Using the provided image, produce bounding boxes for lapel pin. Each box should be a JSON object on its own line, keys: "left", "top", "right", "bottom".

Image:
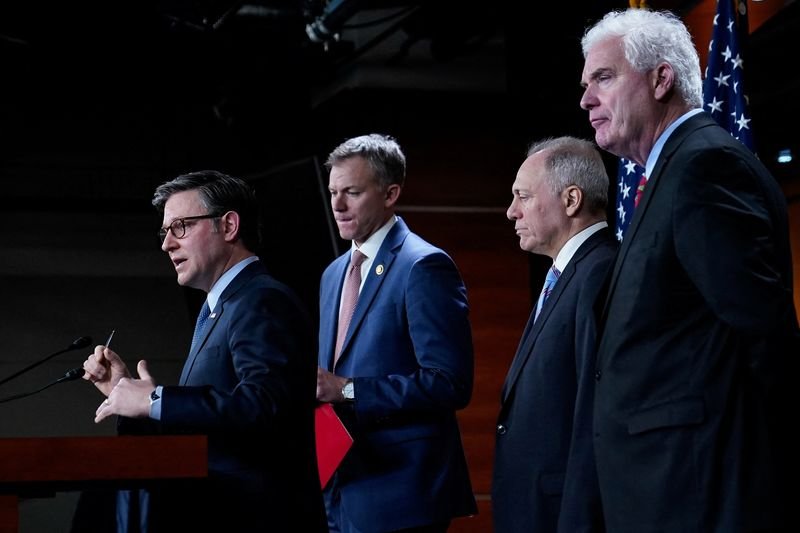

{"left": 375, "top": 264, "right": 384, "bottom": 275}
{"left": 209, "top": 313, "right": 217, "bottom": 319}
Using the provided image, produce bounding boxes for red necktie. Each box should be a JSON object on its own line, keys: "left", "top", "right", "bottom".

{"left": 634, "top": 174, "right": 648, "bottom": 208}
{"left": 334, "top": 250, "right": 367, "bottom": 364}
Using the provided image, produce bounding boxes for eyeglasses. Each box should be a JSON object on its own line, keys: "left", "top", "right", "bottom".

{"left": 159, "top": 214, "right": 221, "bottom": 243}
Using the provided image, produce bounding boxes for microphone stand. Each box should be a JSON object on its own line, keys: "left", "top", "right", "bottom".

{"left": 0, "top": 368, "right": 85, "bottom": 404}
{"left": 0, "top": 337, "right": 91, "bottom": 388}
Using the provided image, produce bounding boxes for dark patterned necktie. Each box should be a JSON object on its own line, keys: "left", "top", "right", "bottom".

{"left": 191, "top": 302, "right": 211, "bottom": 351}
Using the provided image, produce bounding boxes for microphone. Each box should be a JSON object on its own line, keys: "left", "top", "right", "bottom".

{"left": 69, "top": 337, "right": 93, "bottom": 350}
{"left": 305, "top": 0, "right": 361, "bottom": 44}
{"left": 56, "top": 367, "right": 87, "bottom": 384}
{"left": 0, "top": 366, "right": 86, "bottom": 404}
{"left": 0, "top": 336, "right": 93, "bottom": 388}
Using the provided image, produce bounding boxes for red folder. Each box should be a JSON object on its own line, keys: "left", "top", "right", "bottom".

{"left": 314, "top": 403, "right": 354, "bottom": 488}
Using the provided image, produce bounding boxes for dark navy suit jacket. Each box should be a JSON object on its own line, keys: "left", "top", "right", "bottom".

{"left": 318, "top": 218, "right": 477, "bottom": 532}
{"left": 493, "top": 228, "right": 615, "bottom": 533}
{"left": 595, "top": 113, "right": 798, "bottom": 532}
{"left": 121, "top": 260, "right": 326, "bottom": 532}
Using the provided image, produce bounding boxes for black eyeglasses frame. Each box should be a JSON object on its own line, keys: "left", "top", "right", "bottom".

{"left": 158, "top": 213, "right": 222, "bottom": 243}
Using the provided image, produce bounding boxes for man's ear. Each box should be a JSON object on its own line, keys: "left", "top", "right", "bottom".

{"left": 563, "top": 185, "right": 583, "bottom": 217}
{"left": 653, "top": 62, "right": 675, "bottom": 101}
{"left": 384, "top": 184, "right": 402, "bottom": 208}
{"left": 220, "top": 211, "right": 240, "bottom": 242}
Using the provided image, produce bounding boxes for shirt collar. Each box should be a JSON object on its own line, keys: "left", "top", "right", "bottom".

{"left": 646, "top": 108, "right": 704, "bottom": 178}
{"left": 206, "top": 255, "right": 259, "bottom": 312}
{"left": 350, "top": 215, "right": 398, "bottom": 261}
{"left": 553, "top": 221, "right": 608, "bottom": 273}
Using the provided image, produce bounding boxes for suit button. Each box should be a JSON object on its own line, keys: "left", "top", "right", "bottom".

{"left": 496, "top": 424, "right": 507, "bottom": 435}
{"left": 595, "top": 370, "right": 602, "bottom": 381}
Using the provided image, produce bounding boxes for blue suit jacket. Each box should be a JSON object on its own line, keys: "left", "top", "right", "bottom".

{"left": 493, "top": 228, "right": 615, "bottom": 533}
{"left": 121, "top": 261, "right": 326, "bottom": 532}
{"left": 319, "top": 218, "right": 477, "bottom": 532}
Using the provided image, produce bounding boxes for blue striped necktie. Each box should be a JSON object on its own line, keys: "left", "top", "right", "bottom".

{"left": 534, "top": 265, "right": 560, "bottom": 322}
{"left": 191, "top": 302, "right": 211, "bottom": 351}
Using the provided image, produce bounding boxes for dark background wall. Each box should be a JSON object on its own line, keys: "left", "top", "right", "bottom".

{"left": 1, "top": 1, "right": 798, "bottom": 531}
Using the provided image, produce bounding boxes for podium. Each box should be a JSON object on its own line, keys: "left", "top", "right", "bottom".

{"left": 0, "top": 435, "right": 207, "bottom": 533}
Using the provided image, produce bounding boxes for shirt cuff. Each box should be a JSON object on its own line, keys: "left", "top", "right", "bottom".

{"left": 149, "top": 385, "right": 163, "bottom": 420}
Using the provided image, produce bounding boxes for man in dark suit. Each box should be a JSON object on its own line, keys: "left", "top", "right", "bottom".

{"left": 315, "top": 134, "right": 476, "bottom": 532}
{"left": 493, "top": 136, "right": 615, "bottom": 533}
{"left": 580, "top": 9, "right": 798, "bottom": 532}
{"left": 82, "top": 171, "right": 325, "bottom": 532}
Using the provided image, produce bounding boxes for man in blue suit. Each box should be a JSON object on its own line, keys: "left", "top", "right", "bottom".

{"left": 492, "top": 136, "right": 615, "bottom": 533}
{"left": 315, "top": 134, "right": 477, "bottom": 532}
{"left": 83, "top": 171, "right": 325, "bottom": 532}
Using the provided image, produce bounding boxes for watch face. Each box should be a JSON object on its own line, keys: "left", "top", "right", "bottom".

{"left": 343, "top": 381, "right": 354, "bottom": 399}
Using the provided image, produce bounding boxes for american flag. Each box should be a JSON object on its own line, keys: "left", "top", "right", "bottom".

{"left": 613, "top": 158, "right": 644, "bottom": 241}
{"left": 702, "top": 0, "right": 754, "bottom": 151}
{"left": 615, "top": 0, "right": 754, "bottom": 241}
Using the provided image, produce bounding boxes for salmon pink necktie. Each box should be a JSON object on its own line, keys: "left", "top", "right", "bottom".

{"left": 334, "top": 250, "right": 367, "bottom": 363}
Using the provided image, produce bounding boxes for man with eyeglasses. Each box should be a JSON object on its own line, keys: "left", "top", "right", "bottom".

{"left": 81, "top": 170, "right": 326, "bottom": 532}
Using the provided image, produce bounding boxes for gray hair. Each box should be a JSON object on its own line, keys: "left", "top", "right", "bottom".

{"left": 325, "top": 133, "right": 406, "bottom": 189}
{"left": 527, "top": 136, "right": 609, "bottom": 214}
{"left": 582, "top": 8, "right": 703, "bottom": 108}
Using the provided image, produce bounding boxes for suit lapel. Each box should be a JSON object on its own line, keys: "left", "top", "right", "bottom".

{"left": 179, "top": 261, "right": 262, "bottom": 385}
{"left": 501, "top": 230, "right": 607, "bottom": 403}
{"left": 500, "top": 261, "right": 575, "bottom": 402}
{"left": 321, "top": 255, "right": 349, "bottom": 370}
{"left": 601, "top": 113, "right": 714, "bottom": 320}
{"left": 334, "top": 219, "right": 409, "bottom": 369}
{"left": 500, "top": 308, "right": 537, "bottom": 402}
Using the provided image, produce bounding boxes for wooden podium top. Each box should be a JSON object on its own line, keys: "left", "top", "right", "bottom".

{"left": 0, "top": 435, "right": 207, "bottom": 532}
{"left": 0, "top": 435, "right": 207, "bottom": 490}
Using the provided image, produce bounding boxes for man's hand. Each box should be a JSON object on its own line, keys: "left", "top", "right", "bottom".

{"left": 94, "top": 360, "right": 157, "bottom": 423}
{"left": 82, "top": 345, "right": 131, "bottom": 397}
{"left": 316, "top": 366, "right": 349, "bottom": 403}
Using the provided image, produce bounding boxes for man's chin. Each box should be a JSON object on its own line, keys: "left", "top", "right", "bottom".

{"left": 594, "top": 134, "right": 611, "bottom": 151}
{"left": 595, "top": 135, "right": 622, "bottom": 158}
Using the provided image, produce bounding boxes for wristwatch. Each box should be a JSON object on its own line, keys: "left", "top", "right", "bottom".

{"left": 341, "top": 379, "right": 354, "bottom": 401}
{"left": 149, "top": 388, "right": 161, "bottom": 405}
